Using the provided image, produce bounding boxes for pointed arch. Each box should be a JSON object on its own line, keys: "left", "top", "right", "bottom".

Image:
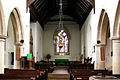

{"left": 7, "top": 8, "right": 25, "bottom": 61}
{"left": 97, "top": 9, "right": 110, "bottom": 45}
{"left": 0, "top": 0, "right": 6, "bottom": 38}
{"left": 113, "top": 0, "right": 120, "bottom": 37}
{"left": 96, "top": 9, "right": 111, "bottom": 69}
{"left": 10, "top": 8, "right": 24, "bottom": 46}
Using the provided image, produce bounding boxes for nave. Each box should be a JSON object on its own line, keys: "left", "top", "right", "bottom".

{"left": 0, "top": 0, "right": 120, "bottom": 80}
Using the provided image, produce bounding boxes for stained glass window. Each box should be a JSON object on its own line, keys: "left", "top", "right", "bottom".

{"left": 54, "top": 29, "right": 69, "bottom": 54}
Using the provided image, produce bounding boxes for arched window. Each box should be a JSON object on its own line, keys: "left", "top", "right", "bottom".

{"left": 54, "top": 29, "right": 70, "bottom": 55}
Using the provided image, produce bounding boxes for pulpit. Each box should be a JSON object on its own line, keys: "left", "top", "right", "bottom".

{"left": 20, "top": 56, "right": 35, "bottom": 69}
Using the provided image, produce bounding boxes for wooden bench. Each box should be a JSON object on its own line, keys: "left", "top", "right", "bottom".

{"left": 0, "top": 68, "right": 48, "bottom": 80}
{"left": 69, "top": 63, "right": 94, "bottom": 70}
{"left": 70, "top": 69, "right": 93, "bottom": 80}
{"left": 0, "top": 73, "right": 37, "bottom": 80}
{"left": 70, "top": 69, "right": 111, "bottom": 80}
{"left": 35, "top": 62, "right": 54, "bottom": 73}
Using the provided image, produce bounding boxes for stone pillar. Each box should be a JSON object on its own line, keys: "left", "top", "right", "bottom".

{"left": 0, "top": 39, "right": 5, "bottom": 73}
{"left": 95, "top": 44, "right": 105, "bottom": 70}
{"left": 112, "top": 37, "right": 120, "bottom": 74}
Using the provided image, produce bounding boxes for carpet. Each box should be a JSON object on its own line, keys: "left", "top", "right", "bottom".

{"left": 48, "top": 66, "right": 70, "bottom": 80}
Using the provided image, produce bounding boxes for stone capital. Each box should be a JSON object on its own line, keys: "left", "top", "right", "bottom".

{"left": 15, "top": 42, "right": 23, "bottom": 46}
{"left": 0, "top": 35, "right": 7, "bottom": 39}
{"left": 110, "top": 36, "right": 120, "bottom": 40}
{"left": 110, "top": 36, "right": 120, "bottom": 43}
{"left": 95, "top": 43, "right": 106, "bottom": 47}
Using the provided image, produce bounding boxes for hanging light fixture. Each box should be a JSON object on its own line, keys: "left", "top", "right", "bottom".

{"left": 58, "top": 0, "right": 64, "bottom": 48}
{"left": 54, "top": 0, "right": 64, "bottom": 49}
{"left": 58, "top": 0, "right": 63, "bottom": 30}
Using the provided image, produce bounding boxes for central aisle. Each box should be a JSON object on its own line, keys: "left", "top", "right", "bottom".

{"left": 48, "top": 66, "right": 70, "bottom": 80}
{"left": 52, "top": 66, "right": 69, "bottom": 74}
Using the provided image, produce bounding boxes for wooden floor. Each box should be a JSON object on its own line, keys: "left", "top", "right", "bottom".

{"left": 48, "top": 66, "right": 70, "bottom": 80}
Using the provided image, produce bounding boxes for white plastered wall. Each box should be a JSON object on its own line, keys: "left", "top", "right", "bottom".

{"left": 44, "top": 21, "right": 80, "bottom": 61}
{"left": 30, "top": 22, "right": 44, "bottom": 62}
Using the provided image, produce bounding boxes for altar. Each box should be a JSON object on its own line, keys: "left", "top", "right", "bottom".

{"left": 55, "top": 59, "right": 69, "bottom": 66}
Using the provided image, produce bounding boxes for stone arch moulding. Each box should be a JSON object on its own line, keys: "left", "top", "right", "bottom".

{"left": 0, "top": 0, "right": 7, "bottom": 39}
{"left": 113, "top": 0, "right": 120, "bottom": 37}
{"left": 97, "top": 9, "right": 105, "bottom": 44}
{"left": 97, "top": 9, "right": 110, "bottom": 63}
{"left": 10, "top": 8, "right": 24, "bottom": 46}
{"left": 97, "top": 9, "right": 110, "bottom": 45}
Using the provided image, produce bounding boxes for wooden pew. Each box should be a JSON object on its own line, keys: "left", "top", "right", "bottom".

{"left": 1, "top": 68, "right": 48, "bottom": 80}
{"left": 68, "top": 63, "right": 94, "bottom": 70}
{"left": 70, "top": 69, "right": 111, "bottom": 80}
{"left": 70, "top": 69, "right": 93, "bottom": 80}
{"left": 1, "top": 69, "right": 40, "bottom": 80}
{"left": 35, "top": 61, "right": 54, "bottom": 73}
{"left": 0, "top": 74, "right": 36, "bottom": 80}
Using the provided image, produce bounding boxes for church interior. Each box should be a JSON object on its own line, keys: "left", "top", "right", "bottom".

{"left": 0, "top": 0, "right": 120, "bottom": 80}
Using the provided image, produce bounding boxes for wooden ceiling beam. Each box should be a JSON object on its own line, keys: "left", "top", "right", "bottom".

{"left": 33, "top": 0, "right": 41, "bottom": 7}
{"left": 33, "top": 0, "right": 39, "bottom": 5}
{"left": 30, "top": 0, "right": 93, "bottom": 29}
{"left": 30, "top": 6, "right": 41, "bottom": 22}
{"left": 76, "top": 2, "right": 86, "bottom": 13}
{"left": 35, "top": 0, "right": 45, "bottom": 10}
{"left": 37, "top": 2, "right": 46, "bottom": 12}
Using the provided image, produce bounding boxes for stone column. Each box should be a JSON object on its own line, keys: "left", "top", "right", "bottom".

{"left": 0, "top": 39, "right": 5, "bottom": 73}
{"left": 112, "top": 37, "right": 120, "bottom": 74}
{"left": 95, "top": 44, "right": 105, "bottom": 70}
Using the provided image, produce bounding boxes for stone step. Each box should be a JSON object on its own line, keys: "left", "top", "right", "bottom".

{"left": 48, "top": 73, "right": 70, "bottom": 79}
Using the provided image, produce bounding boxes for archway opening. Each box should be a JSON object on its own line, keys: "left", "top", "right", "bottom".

{"left": 97, "top": 10, "right": 111, "bottom": 70}
{"left": 113, "top": 0, "right": 120, "bottom": 36}
{"left": 4, "top": 16, "right": 15, "bottom": 69}
{"left": 4, "top": 8, "right": 24, "bottom": 69}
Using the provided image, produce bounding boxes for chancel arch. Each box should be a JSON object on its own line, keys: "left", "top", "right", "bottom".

{"left": 96, "top": 9, "right": 111, "bottom": 70}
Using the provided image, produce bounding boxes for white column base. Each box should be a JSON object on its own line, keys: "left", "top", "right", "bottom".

{"left": 113, "top": 39, "right": 120, "bottom": 74}
{"left": 0, "top": 39, "right": 5, "bottom": 74}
